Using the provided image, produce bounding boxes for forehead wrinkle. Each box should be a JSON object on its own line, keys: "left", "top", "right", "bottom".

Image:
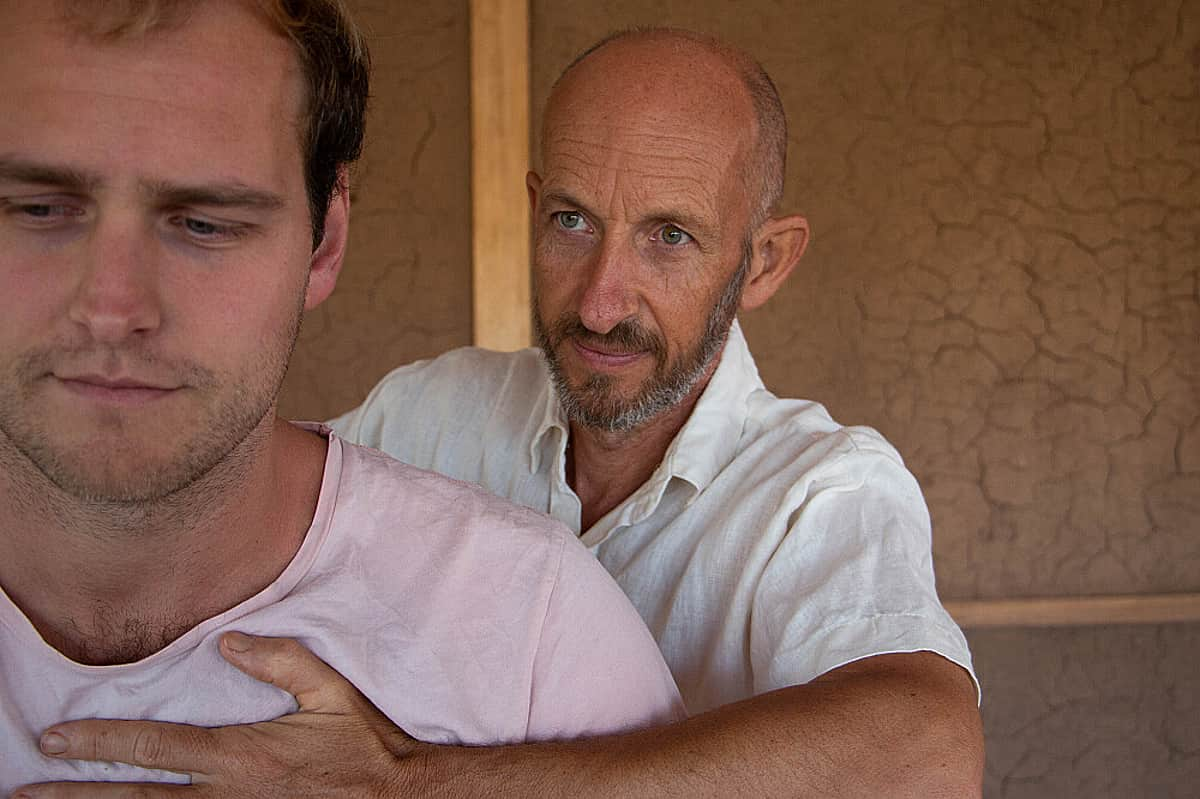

{"left": 547, "top": 123, "right": 740, "bottom": 165}
{"left": 545, "top": 137, "right": 727, "bottom": 233}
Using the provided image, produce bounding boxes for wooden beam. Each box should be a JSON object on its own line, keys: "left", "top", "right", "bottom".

{"left": 945, "top": 593, "right": 1200, "bottom": 629}
{"left": 469, "top": 0, "right": 531, "bottom": 351}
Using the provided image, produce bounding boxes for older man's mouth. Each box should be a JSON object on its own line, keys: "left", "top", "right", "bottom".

{"left": 571, "top": 339, "right": 646, "bottom": 369}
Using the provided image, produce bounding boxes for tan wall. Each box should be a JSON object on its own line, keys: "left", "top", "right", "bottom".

{"left": 278, "top": 1, "right": 473, "bottom": 421}
{"left": 284, "top": 2, "right": 1199, "bottom": 796}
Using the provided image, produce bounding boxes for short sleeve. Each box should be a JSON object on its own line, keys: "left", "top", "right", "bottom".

{"left": 750, "top": 445, "right": 979, "bottom": 701}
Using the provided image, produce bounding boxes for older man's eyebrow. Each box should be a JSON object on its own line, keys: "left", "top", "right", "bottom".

{"left": 541, "top": 190, "right": 591, "bottom": 212}
{"left": 144, "top": 180, "right": 288, "bottom": 212}
{"left": 0, "top": 156, "right": 100, "bottom": 192}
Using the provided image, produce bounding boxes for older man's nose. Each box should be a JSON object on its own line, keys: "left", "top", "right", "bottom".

{"left": 576, "top": 241, "right": 639, "bottom": 335}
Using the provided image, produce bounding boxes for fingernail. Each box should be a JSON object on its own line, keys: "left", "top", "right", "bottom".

{"left": 40, "top": 731, "right": 68, "bottom": 755}
{"left": 223, "top": 631, "right": 253, "bottom": 652}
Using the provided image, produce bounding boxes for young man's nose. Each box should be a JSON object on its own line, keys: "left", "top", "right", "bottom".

{"left": 68, "top": 226, "right": 163, "bottom": 344}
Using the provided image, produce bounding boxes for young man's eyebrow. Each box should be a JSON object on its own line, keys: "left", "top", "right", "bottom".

{"left": 0, "top": 156, "right": 100, "bottom": 192}
{"left": 0, "top": 157, "right": 287, "bottom": 212}
{"left": 143, "top": 181, "right": 287, "bottom": 212}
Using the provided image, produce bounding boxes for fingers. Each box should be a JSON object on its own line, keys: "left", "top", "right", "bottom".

{"left": 217, "top": 633, "right": 358, "bottom": 713}
{"left": 32, "top": 719, "right": 216, "bottom": 774}
{"left": 12, "top": 781, "right": 194, "bottom": 799}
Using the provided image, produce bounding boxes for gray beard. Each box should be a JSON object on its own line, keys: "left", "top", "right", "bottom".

{"left": 536, "top": 250, "right": 748, "bottom": 434}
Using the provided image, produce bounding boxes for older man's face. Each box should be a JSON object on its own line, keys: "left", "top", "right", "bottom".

{"left": 529, "top": 40, "right": 758, "bottom": 433}
{"left": 0, "top": 1, "right": 321, "bottom": 502}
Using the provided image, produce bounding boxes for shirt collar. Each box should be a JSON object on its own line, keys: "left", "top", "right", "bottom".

{"left": 528, "top": 319, "right": 763, "bottom": 497}
{"left": 530, "top": 358, "right": 568, "bottom": 475}
{"left": 658, "top": 318, "right": 762, "bottom": 496}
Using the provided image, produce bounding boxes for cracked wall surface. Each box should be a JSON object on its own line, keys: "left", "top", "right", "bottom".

{"left": 969, "top": 624, "right": 1200, "bottom": 798}
{"left": 278, "top": 1, "right": 472, "bottom": 421}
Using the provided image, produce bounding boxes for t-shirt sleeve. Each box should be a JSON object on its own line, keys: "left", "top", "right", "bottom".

{"left": 525, "top": 537, "right": 686, "bottom": 740}
{"left": 750, "top": 443, "right": 980, "bottom": 702}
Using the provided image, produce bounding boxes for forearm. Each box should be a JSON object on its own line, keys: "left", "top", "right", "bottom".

{"left": 25, "top": 646, "right": 980, "bottom": 799}
{"left": 422, "top": 653, "right": 983, "bottom": 799}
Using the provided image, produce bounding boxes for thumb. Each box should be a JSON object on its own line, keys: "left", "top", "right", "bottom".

{"left": 219, "top": 632, "right": 359, "bottom": 713}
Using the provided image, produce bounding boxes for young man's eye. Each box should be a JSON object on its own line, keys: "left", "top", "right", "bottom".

{"left": 553, "top": 211, "right": 588, "bottom": 231}
{"left": 2, "top": 200, "right": 86, "bottom": 226}
{"left": 170, "top": 214, "right": 246, "bottom": 243}
{"left": 656, "top": 224, "right": 692, "bottom": 246}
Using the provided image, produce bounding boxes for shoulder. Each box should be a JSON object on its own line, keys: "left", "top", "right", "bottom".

{"left": 736, "top": 390, "right": 912, "bottom": 489}
{"left": 328, "top": 346, "right": 548, "bottom": 453}
{"left": 346, "top": 347, "right": 544, "bottom": 409}
{"left": 334, "top": 438, "right": 565, "bottom": 542}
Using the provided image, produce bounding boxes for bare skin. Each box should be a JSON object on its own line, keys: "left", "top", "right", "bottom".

{"left": 0, "top": 421, "right": 324, "bottom": 666}
{"left": 16, "top": 29, "right": 983, "bottom": 799}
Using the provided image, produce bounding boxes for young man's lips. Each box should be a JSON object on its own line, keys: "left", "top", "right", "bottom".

{"left": 571, "top": 340, "right": 645, "bottom": 368}
{"left": 55, "top": 375, "right": 180, "bottom": 405}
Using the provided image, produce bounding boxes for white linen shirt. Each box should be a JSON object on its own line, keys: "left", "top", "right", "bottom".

{"left": 331, "top": 321, "right": 976, "bottom": 714}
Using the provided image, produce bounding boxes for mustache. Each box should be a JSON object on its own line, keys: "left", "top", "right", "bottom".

{"left": 545, "top": 314, "right": 665, "bottom": 357}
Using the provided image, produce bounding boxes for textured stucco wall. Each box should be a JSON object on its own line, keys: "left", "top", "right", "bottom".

{"left": 278, "top": 1, "right": 473, "bottom": 421}
{"left": 969, "top": 624, "right": 1200, "bottom": 798}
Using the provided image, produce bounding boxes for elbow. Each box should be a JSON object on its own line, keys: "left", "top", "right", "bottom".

{"left": 902, "top": 701, "right": 985, "bottom": 798}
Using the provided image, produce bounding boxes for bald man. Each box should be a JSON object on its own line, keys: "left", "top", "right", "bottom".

{"left": 36, "top": 27, "right": 985, "bottom": 798}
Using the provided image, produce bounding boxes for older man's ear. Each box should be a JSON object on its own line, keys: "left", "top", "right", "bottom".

{"left": 740, "top": 214, "right": 809, "bottom": 311}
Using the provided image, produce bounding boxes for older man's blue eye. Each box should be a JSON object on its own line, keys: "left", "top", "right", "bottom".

{"left": 660, "top": 225, "right": 690, "bottom": 245}
{"left": 556, "top": 211, "right": 584, "bottom": 230}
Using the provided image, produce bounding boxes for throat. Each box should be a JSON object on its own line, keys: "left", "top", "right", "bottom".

{"left": 38, "top": 610, "right": 199, "bottom": 667}
{"left": 567, "top": 428, "right": 666, "bottom": 532}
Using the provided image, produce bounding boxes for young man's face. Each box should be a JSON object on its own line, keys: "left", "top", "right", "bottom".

{"left": 0, "top": 1, "right": 336, "bottom": 502}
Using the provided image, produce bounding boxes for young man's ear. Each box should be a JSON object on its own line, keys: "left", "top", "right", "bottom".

{"left": 304, "top": 166, "right": 351, "bottom": 311}
{"left": 740, "top": 214, "right": 810, "bottom": 311}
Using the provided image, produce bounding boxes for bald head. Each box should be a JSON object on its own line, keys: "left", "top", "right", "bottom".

{"left": 545, "top": 28, "right": 787, "bottom": 227}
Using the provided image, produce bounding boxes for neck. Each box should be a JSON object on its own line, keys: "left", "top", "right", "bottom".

{"left": 568, "top": 367, "right": 713, "bottom": 531}
{"left": 0, "top": 418, "right": 326, "bottom": 665}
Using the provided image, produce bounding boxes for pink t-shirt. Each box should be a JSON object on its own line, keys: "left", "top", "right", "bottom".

{"left": 0, "top": 431, "right": 684, "bottom": 790}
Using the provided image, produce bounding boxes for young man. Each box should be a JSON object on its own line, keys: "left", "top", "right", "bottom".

{"left": 27, "top": 26, "right": 984, "bottom": 799}
{"left": 0, "top": 3, "right": 681, "bottom": 794}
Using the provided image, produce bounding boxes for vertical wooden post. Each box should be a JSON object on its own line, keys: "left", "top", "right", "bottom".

{"left": 470, "top": 0, "right": 531, "bottom": 350}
